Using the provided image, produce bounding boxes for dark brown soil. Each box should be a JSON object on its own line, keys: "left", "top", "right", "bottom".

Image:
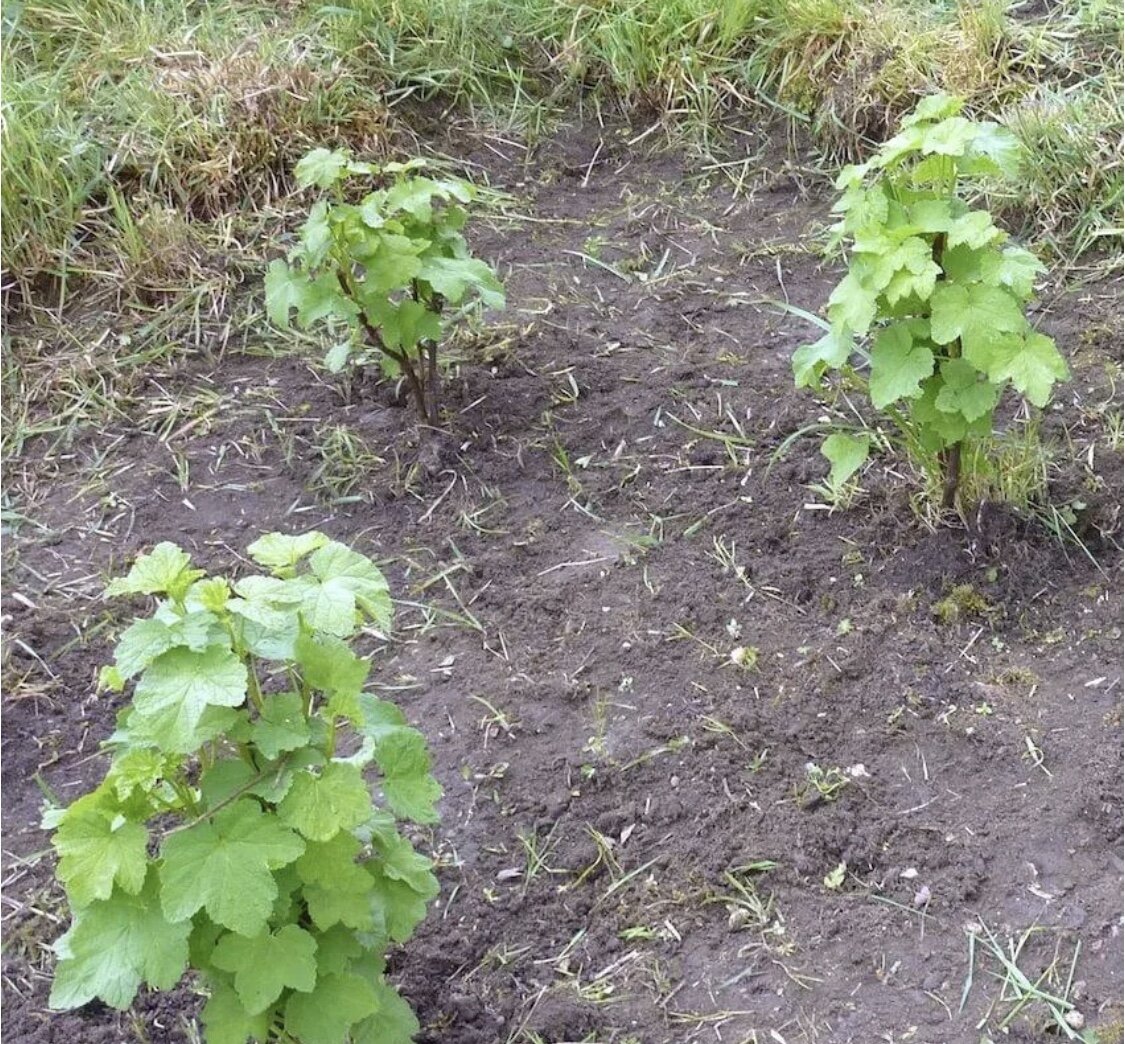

{"left": 3, "top": 125, "right": 1123, "bottom": 1044}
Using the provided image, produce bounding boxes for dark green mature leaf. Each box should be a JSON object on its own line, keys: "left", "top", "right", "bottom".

{"left": 251, "top": 693, "right": 311, "bottom": 759}
{"left": 369, "top": 866, "right": 438, "bottom": 942}
{"left": 418, "top": 256, "right": 505, "bottom": 308}
{"left": 50, "top": 871, "right": 190, "bottom": 1010}
{"left": 160, "top": 800, "right": 305, "bottom": 935}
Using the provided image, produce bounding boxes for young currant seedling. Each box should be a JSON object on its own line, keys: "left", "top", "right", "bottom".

{"left": 46, "top": 533, "right": 442, "bottom": 1044}
{"left": 793, "top": 93, "right": 1068, "bottom": 510}
{"left": 266, "top": 148, "right": 505, "bottom": 425}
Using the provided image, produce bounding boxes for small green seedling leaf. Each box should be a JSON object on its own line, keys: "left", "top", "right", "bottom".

{"left": 821, "top": 433, "right": 871, "bottom": 494}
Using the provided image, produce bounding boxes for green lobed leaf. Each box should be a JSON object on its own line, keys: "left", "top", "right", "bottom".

{"left": 54, "top": 808, "right": 149, "bottom": 908}
{"left": 988, "top": 330, "right": 1069, "bottom": 408}
{"left": 251, "top": 692, "right": 311, "bottom": 760}
{"left": 792, "top": 326, "right": 854, "bottom": 388}
{"left": 307, "top": 541, "right": 393, "bottom": 633}
{"left": 868, "top": 322, "right": 935, "bottom": 408}
{"left": 980, "top": 246, "right": 1044, "bottom": 299}
{"left": 929, "top": 282, "right": 1026, "bottom": 347}
{"left": 160, "top": 799, "right": 305, "bottom": 936}
{"left": 819, "top": 433, "right": 871, "bottom": 493}
{"left": 417, "top": 256, "right": 505, "bottom": 308}
{"left": 946, "top": 210, "right": 1004, "bottom": 250}
{"left": 278, "top": 762, "right": 374, "bottom": 842}
{"left": 933, "top": 357, "right": 1000, "bottom": 422}
{"left": 265, "top": 260, "right": 308, "bottom": 329}
{"left": 368, "top": 866, "right": 438, "bottom": 943}
{"left": 826, "top": 273, "right": 877, "bottom": 335}
{"left": 200, "top": 982, "right": 273, "bottom": 1044}
{"left": 295, "top": 148, "right": 350, "bottom": 190}
{"left": 50, "top": 869, "right": 190, "bottom": 1011}
{"left": 373, "top": 729, "right": 442, "bottom": 824}
{"left": 210, "top": 924, "right": 318, "bottom": 1015}
{"left": 284, "top": 972, "right": 380, "bottom": 1044}
{"left": 131, "top": 646, "right": 248, "bottom": 754}
{"left": 304, "top": 881, "right": 377, "bottom": 931}
{"left": 353, "top": 981, "right": 422, "bottom": 1044}
{"left": 312, "top": 925, "right": 365, "bottom": 976}
{"left": 247, "top": 531, "right": 329, "bottom": 571}
{"left": 115, "top": 610, "right": 219, "bottom": 680}
{"left": 105, "top": 543, "right": 204, "bottom": 600}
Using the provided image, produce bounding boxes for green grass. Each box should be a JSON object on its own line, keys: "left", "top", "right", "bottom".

{"left": 1, "top": 0, "right": 1120, "bottom": 282}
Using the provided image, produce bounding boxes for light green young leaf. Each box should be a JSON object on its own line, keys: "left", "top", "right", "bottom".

{"left": 49, "top": 870, "right": 190, "bottom": 1011}
{"left": 929, "top": 282, "right": 1025, "bottom": 346}
{"left": 791, "top": 326, "right": 853, "bottom": 388}
{"left": 980, "top": 246, "right": 1045, "bottom": 298}
{"left": 105, "top": 543, "right": 204, "bottom": 600}
{"left": 902, "top": 93, "right": 964, "bottom": 127}
{"left": 325, "top": 342, "right": 352, "bottom": 373}
{"left": 265, "top": 260, "right": 308, "bottom": 329}
{"left": 160, "top": 799, "right": 305, "bottom": 936}
{"left": 132, "top": 646, "right": 247, "bottom": 754}
{"left": 115, "top": 611, "right": 218, "bottom": 679}
{"left": 820, "top": 433, "right": 871, "bottom": 493}
{"left": 919, "top": 116, "right": 978, "bottom": 157}
{"left": 284, "top": 972, "right": 380, "bottom": 1044}
{"left": 295, "top": 148, "right": 350, "bottom": 190}
{"left": 988, "top": 331, "right": 1069, "bottom": 408}
{"left": 868, "top": 323, "right": 934, "bottom": 408}
{"left": 934, "top": 358, "right": 1000, "bottom": 421}
{"left": 417, "top": 256, "right": 505, "bottom": 308}
{"left": 248, "top": 531, "right": 330, "bottom": 570}
{"left": 278, "top": 762, "right": 373, "bottom": 842}
{"left": 211, "top": 925, "right": 318, "bottom": 1015}
{"left": 827, "top": 273, "right": 877, "bottom": 335}
{"left": 54, "top": 809, "right": 148, "bottom": 908}
{"left": 297, "top": 271, "right": 361, "bottom": 329}
{"left": 308, "top": 542, "right": 393, "bottom": 632}
{"left": 946, "top": 210, "right": 1004, "bottom": 250}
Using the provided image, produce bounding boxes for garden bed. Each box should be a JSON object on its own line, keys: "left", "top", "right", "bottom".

{"left": 3, "top": 125, "right": 1122, "bottom": 1043}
